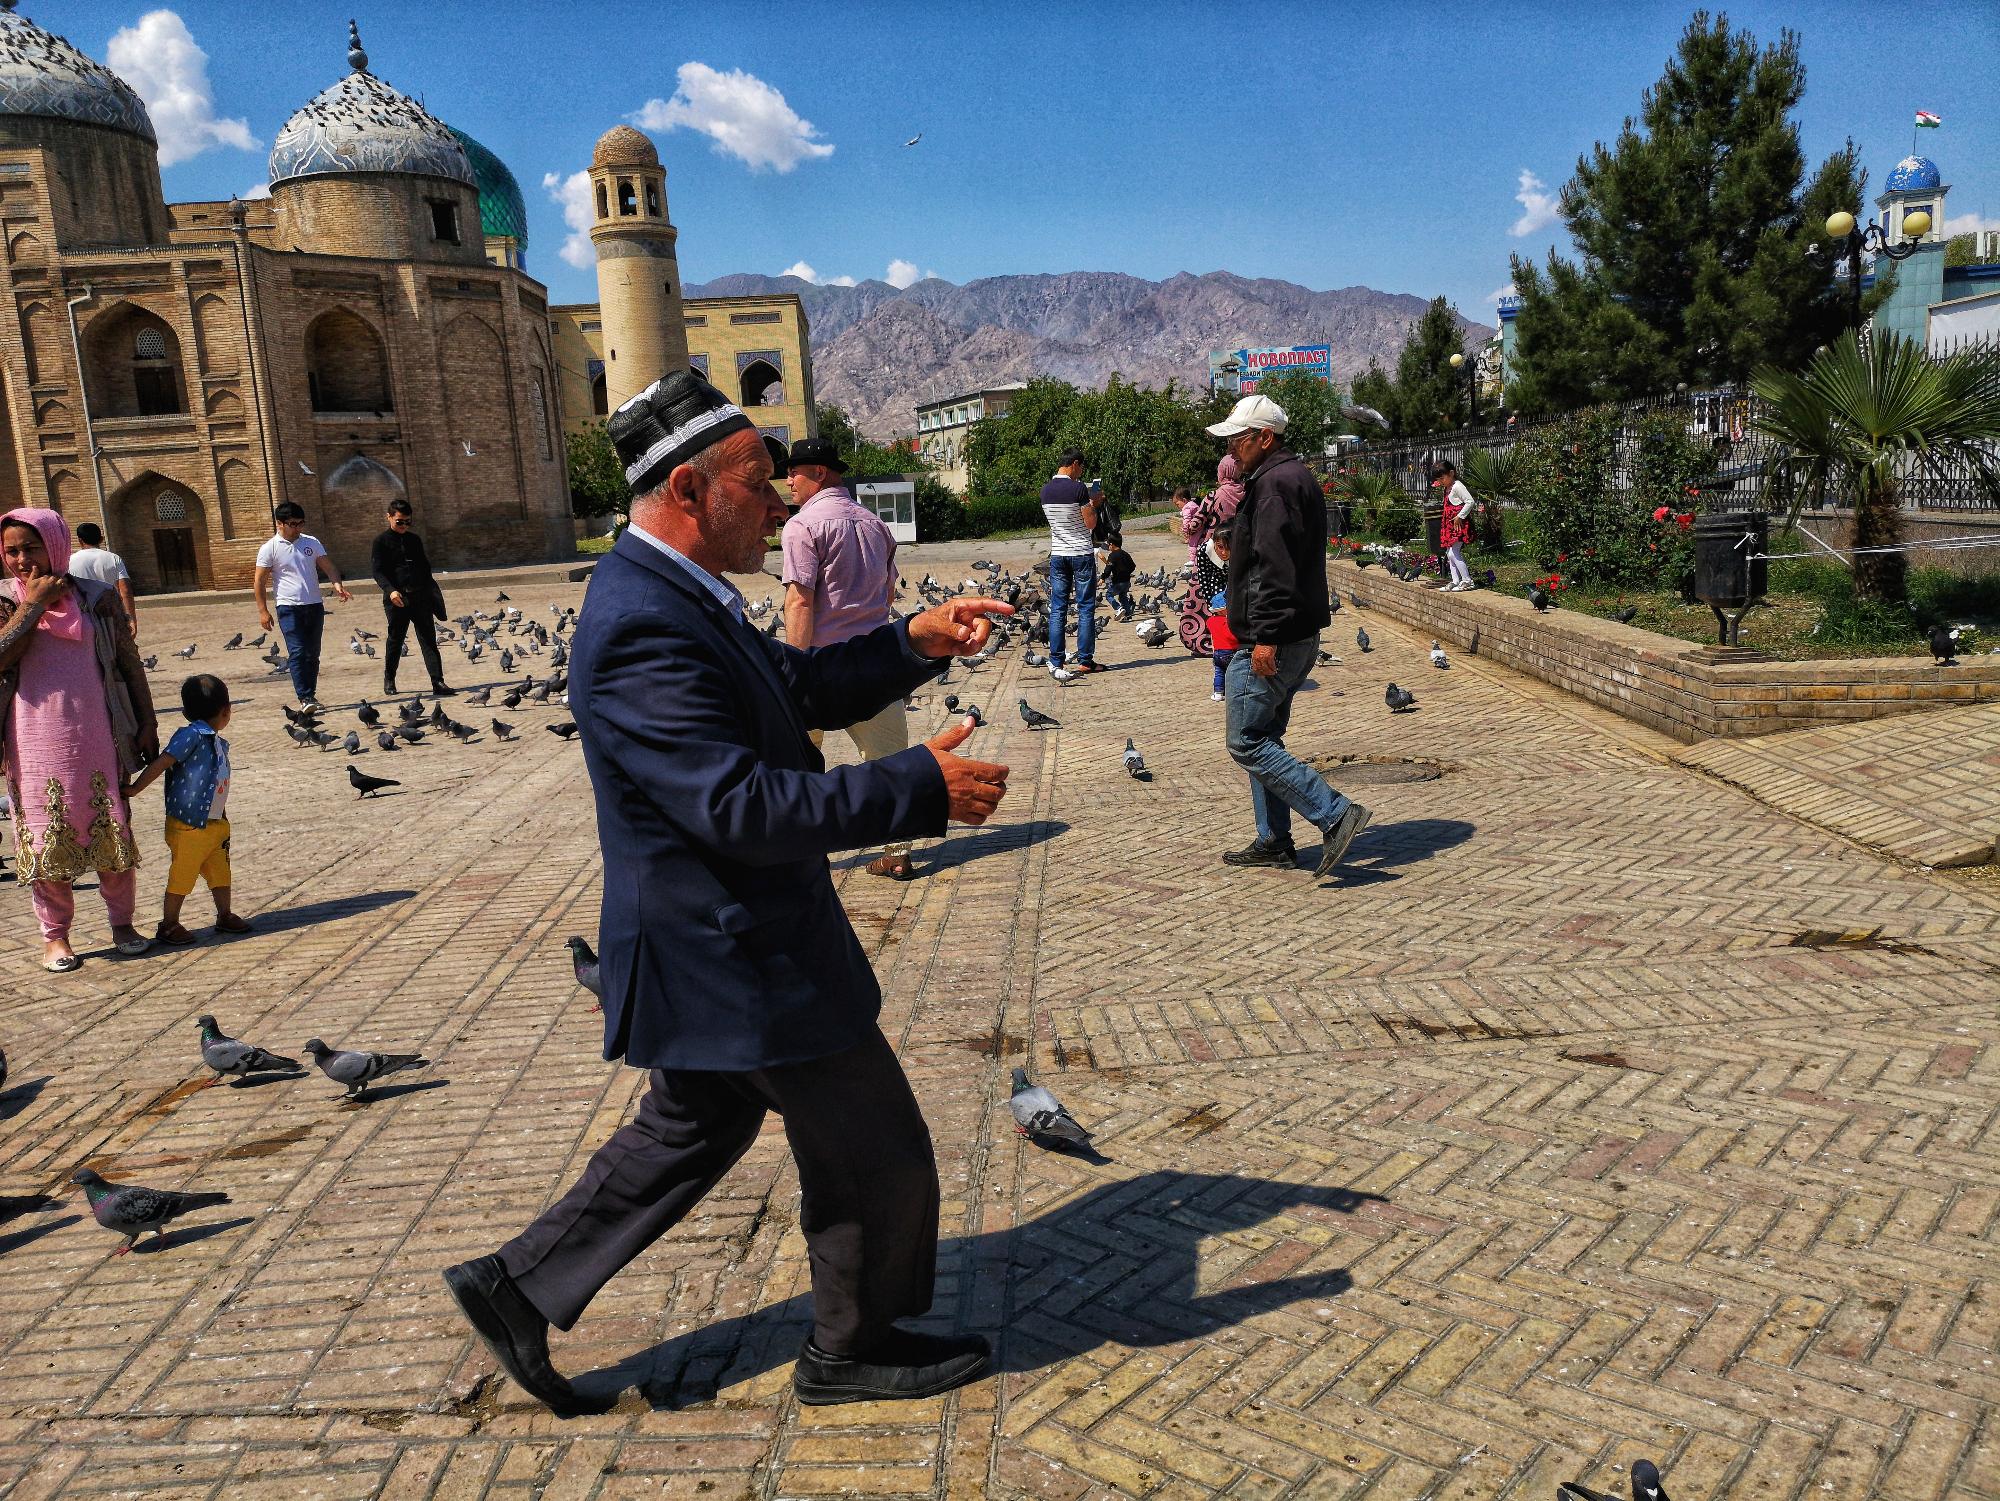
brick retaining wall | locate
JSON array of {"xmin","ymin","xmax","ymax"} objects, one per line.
[{"xmin": 1331, "ymin": 559, "xmax": 2000, "ymax": 742}]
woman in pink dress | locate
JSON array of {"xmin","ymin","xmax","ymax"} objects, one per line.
[{"xmin": 0, "ymin": 508, "xmax": 157, "ymax": 971}]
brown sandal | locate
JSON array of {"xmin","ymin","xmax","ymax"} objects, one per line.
[
  {"xmin": 155, "ymin": 922, "xmax": 198, "ymax": 946},
  {"xmin": 214, "ymin": 913, "xmax": 253, "ymax": 934},
  {"xmin": 865, "ymin": 854, "xmax": 915, "ymax": 880}
]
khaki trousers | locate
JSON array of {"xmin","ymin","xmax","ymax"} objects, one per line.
[{"xmin": 812, "ymin": 699, "xmax": 914, "ymax": 858}]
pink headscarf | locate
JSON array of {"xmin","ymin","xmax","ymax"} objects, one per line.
[
  {"xmin": 2, "ymin": 507, "xmax": 88, "ymax": 642},
  {"xmin": 1213, "ymin": 454, "xmax": 1244, "ymax": 522}
]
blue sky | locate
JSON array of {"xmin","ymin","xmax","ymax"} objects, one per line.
[{"xmin": 44, "ymin": 0, "xmax": 2000, "ymax": 318}]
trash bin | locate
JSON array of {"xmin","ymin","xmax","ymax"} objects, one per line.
[
  {"xmin": 1424, "ymin": 506, "xmax": 1443, "ymax": 558},
  {"xmin": 1693, "ymin": 510, "xmax": 1768, "ymax": 644}
]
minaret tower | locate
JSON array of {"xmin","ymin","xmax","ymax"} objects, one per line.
[{"xmin": 588, "ymin": 125, "xmax": 690, "ymax": 412}]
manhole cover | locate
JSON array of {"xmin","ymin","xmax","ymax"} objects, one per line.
[{"xmin": 1307, "ymin": 754, "xmax": 1454, "ymax": 786}]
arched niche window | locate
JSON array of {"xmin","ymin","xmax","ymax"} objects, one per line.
[
  {"xmin": 738, "ymin": 357, "xmax": 783, "ymax": 407},
  {"xmin": 617, "ymin": 179, "xmax": 637, "ymax": 216},
  {"xmin": 84, "ymin": 303, "xmax": 185, "ymax": 419},
  {"xmin": 305, "ymin": 309, "xmax": 394, "ymax": 414},
  {"xmin": 590, "ymin": 368, "xmax": 607, "ymax": 416},
  {"xmin": 595, "ymin": 181, "xmax": 608, "ymax": 219},
  {"xmin": 645, "ymin": 181, "xmax": 660, "ymax": 216},
  {"xmin": 154, "ymin": 490, "xmax": 188, "ymax": 523}
]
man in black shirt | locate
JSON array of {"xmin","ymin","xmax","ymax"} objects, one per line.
[{"xmin": 369, "ymin": 500, "xmax": 449, "ymax": 696}]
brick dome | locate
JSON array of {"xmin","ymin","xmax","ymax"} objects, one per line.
[{"xmin": 592, "ymin": 125, "xmax": 658, "ymax": 170}]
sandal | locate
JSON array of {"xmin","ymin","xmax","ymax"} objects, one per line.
[
  {"xmin": 155, "ymin": 922, "xmax": 198, "ymax": 947},
  {"xmin": 865, "ymin": 854, "xmax": 916, "ymax": 880},
  {"xmin": 115, "ymin": 935, "xmax": 153, "ymax": 956},
  {"xmin": 214, "ymin": 913, "xmax": 253, "ymax": 934},
  {"xmin": 43, "ymin": 953, "xmax": 81, "ymax": 973}
]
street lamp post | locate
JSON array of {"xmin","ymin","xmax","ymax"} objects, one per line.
[
  {"xmin": 1810, "ymin": 208, "xmax": 1932, "ymax": 328},
  {"xmin": 1449, "ymin": 351, "xmax": 1477, "ymax": 427}
]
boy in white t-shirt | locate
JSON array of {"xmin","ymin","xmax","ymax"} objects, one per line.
[
  {"xmin": 253, "ymin": 502, "xmax": 350, "ymax": 708},
  {"xmin": 67, "ymin": 521, "xmax": 138, "ymax": 641}
]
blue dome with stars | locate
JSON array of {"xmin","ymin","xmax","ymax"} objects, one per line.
[{"xmin": 1885, "ymin": 156, "xmax": 1941, "ymax": 193}]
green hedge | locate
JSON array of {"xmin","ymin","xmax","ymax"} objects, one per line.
[{"xmin": 916, "ymin": 490, "xmax": 1048, "ymax": 542}]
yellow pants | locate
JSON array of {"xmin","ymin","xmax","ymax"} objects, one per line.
[
  {"xmin": 810, "ymin": 700, "xmax": 914, "ymax": 858},
  {"xmin": 164, "ymin": 816, "xmax": 231, "ymax": 897}
]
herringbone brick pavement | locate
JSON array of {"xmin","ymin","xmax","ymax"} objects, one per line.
[{"xmin": 2, "ymin": 533, "xmax": 1997, "ymax": 1499}]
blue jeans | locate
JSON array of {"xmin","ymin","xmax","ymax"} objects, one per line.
[
  {"xmin": 276, "ymin": 602, "xmax": 325, "ymax": 702},
  {"xmin": 1047, "ymin": 554, "xmax": 1098, "ymax": 666},
  {"xmin": 1211, "ymin": 647, "xmax": 1234, "ymax": 695},
  {"xmin": 1224, "ymin": 635, "xmax": 1348, "ymax": 848}
]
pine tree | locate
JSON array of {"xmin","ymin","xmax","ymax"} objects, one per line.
[
  {"xmin": 1509, "ymin": 12, "xmax": 1871, "ymax": 414},
  {"xmin": 1392, "ymin": 296, "xmax": 1477, "ymax": 435}
]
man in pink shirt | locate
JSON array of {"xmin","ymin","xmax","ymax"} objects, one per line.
[{"xmin": 781, "ymin": 436, "xmax": 915, "ymax": 879}]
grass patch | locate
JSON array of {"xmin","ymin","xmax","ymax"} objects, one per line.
[{"xmin": 576, "ymin": 534, "xmax": 615, "ymax": 555}]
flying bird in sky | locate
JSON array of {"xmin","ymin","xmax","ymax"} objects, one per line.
[{"xmin": 904, "ymin": 132, "xmax": 922, "ymax": 147}]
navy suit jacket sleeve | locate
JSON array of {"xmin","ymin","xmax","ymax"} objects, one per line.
[{"xmin": 585, "ymin": 611, "xmax": 948, "ymax": 866}]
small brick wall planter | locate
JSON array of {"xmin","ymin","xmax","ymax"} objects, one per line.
[{"xmin": 1330, "ymin": 559, "xmax": 2000, "ymax": 743}]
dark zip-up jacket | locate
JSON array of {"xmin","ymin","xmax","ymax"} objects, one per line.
[{"xmin": 1224, "ymin": 447, "xmax": 1330, "ymax": 646}]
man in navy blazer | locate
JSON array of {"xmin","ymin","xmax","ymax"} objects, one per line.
[{"xmin": 445, "ymin": 371, "xmax": 1012, "ymax": 1416}]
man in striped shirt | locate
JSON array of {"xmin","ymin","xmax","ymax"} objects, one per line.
[{"xmin": 1040, "ymin": 449, "xmax": 1100, "ymax": 680}]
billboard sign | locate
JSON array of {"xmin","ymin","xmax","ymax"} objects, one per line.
[{"xmin": 1236, "ymin": 344, "xmax": 1332, "ymax": 393}]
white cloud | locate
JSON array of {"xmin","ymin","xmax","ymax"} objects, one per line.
[
  {"xmin": 542, "ymin": 170, "xmax": 595, "ymax": 269},
  {"xmin": 1940, "ymin": 211, "xmax": 2000, "ymax": 240},
  {"xmin": 240, "ymin": 181, "xmax": 269, "ymax": 200},
  {"xmin": 107, "ymin": 10, "xmax": 258, "ymax": 168},
  {"xmin": 633, "ymin": 63, "xmax": 833, "ymax": 173},
  {"xmin": 1487, "ymin": 283, "xmax": 1517, "ymax": 304},
  {"xmin": 886, "ymin": 259, "xmax": 936, "ymax": 289},
  {"xmin": 1510, "ymin": 169, "xmax": 1560, "ymax": 238},
  {"xmin": 781, "ymin": 261, "xmax": 856, "ymax": 287}
]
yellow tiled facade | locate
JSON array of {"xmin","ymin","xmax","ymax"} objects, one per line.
[{"xmin": 550, "ymin": 292, "xmax": 816, "ymax": 451}]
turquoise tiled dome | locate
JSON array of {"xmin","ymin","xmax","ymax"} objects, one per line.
[
  {"xmin": 1885, "ymin": 155, "xmax": 1941, "ymax": 193},
  {"xmin": 449, "ymin": 128, "xmax": 527, "ymax": 246}
]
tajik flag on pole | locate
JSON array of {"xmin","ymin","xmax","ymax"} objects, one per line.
[{"xmin": 1916, "ymin": 110, "xmax": 1942, "ymax": 128}]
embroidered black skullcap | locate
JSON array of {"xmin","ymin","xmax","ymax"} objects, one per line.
[{"xmin": 607, "ymin": 368, "xmax": 755, "ymax": 496}]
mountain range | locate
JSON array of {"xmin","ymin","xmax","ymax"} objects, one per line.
[{"xmin": 684, "ymin": 271, "xmax": 1494, "ymax": 442}]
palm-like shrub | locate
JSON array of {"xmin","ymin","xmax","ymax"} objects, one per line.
[
  {"xmin": 1752, "ymin": 331, "xmax": 2000, "ymax": 601},
  {"xmin": 1457, "ymin": 445, "xmax": 1521, "ymax": 548}
]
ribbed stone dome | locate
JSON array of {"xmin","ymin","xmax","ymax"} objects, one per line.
[
  {"xmin": 1885, "ymin": 155, "xmax": 1942, "ymax": 193},
  {"xmin": 592, "ymin": 124, "xmax": 658, "ymax": 170},
  {"xmin": 268, "ymin": 22, "xmax": 473, "ymax": 189},
  {"xmin": 0, "ymin": 1, "xmax": 155, "ymax": 144},
  {"xmin": 450, "ymin": 127, "xmax": 527, "ymax": 246}
]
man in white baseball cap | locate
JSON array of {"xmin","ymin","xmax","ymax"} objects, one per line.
[{"xmin": 1204, "ymin": 393, "xmax": 1371, "ymax": 881}]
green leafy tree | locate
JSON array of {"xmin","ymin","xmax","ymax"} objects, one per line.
[
  {"xmin": 1752, "ymin": 330, "xmax": 2000, "ymax": 602},
  {"xmin": 1390, "ymin": 296, "xmax": 1476, "ymax": 435},
  {"xmin": 1508, "ymin": 12, "xmax": 1873, "ymax": 413},
  {"xmin": 966, "ymin": 377, "xmax": 1079, "ymax": 497},
  {"xmin": 1252, "ymin": 370, "xmax": 1347, "ymax": 459},
  {"xmin": 1944, "ymin": 234, "xmax": 1980, "ymax": 269},
  {"xmin": 564, "ymin": 422, "xmax": 627, "ymax": 519}
]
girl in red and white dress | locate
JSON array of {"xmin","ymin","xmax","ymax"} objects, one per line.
[{"xmin": 1435, "ymin": 460, "xmax": 1476, "ymax": 590}]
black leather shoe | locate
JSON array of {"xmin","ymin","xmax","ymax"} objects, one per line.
[
  {"xmin": 1221, "ymin": 838, "xmax": 1298, "ymax": 869},
  {"xmin": 793, "ymin": 1328, "xmax": 992, "ymax": 1405},
  {"xmin": 1315, "ymin": 801, "xmax": 1373, "ymax": 878},
  {"xmin": 443, "ymin": 1255, "xmax": 607, "ymax": 1417}
]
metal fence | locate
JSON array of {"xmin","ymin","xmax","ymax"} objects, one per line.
[{"xmin": 1322, "ymin": 338, "xmax": 2000, "ymax": 517}]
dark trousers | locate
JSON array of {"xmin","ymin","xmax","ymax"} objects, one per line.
[
  {"xmin": 497, "ymin": 1030, "xmax": 940, "ymax": 1354},
  {"xmin": 384, "ymin": 599, "xmax": 445, "ymax": 691},
  {"xmin": 275, "ymin": 603, "xmax": 324, "ymax": 702}
]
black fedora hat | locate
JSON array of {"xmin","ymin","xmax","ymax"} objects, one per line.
[{"xmin": 787, "ymin": 436, "xmax": 848, "ymax": 474}]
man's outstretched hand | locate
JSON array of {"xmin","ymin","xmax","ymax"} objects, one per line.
[
  {"xmin": 924, "ymin": 717, "xmax": 1008, "ymax": 826},
  {"xmin": 909, "ymin": 597, "xmax": 1015, "ymax": 659}
]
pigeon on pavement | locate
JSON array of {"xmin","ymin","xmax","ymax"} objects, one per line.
[
  {"xmin": 1356, "ymin": 626, "xmax": 1371, "ymax": 653},
  {"xmin": 1123, "ymin": 738, "xmax": 1148, "ymax": 779},
  {"xmin": 174, "ymin": 643, "xmax": 196, "ymax": 659},
  {"xmin": 463, "ymin": 685, "xmax": 492, "ymax": 706},
  {"xmin": 393, "ymin": 725, "xmax": 425, "ymax": 744},
  {"xmin": 547, "ymin": 721, "xmax": 579, "ymax": 740},
  {"xmin": 1008, "ymin": 1067, "xmax": 1093, "ymax": 1149},
  {"xmin": 1631, "ymin": 1458, "xmax": 1667, "ymax": 1501},
  {"xmin": 197, "ymin": 1015, "xmax": 300, "ymax": 1080},
  {"xmin": 246, "ymin": 633, "xmax": 266, "ymax": 648},
  {"xmin": 348, "ymin": 765, "xmax": 400, "ymax": 798},
  {"xmin": 490, "ymin": 718, "xmax": 516, "ymax": 741},
  {"xmin": 1929, "ymin": 624, "xmax": 1959, "ymax": 665},
  {"xmin": 70, "ymin": 1168, "xmax": 230, "ymax": 1254},
  {"xmin": 567, "ymin": 936, "xmax": 603, "ymax": 1012},
  {"xmin": 375, "ymin": 730, "xmax": 400, "ymax": 752},
  {"xmin": 1138, "ymin": 617, "xmax": 1171, "ymax": 648},
  {"xmin": 1529, "ymin": 584, "xmax": 1550, "ymax": 611},
  {"xmin": 342, "ymin": 730, "xmax": 362, "ymax": 755},
  {"xmin": 222, "ymin": 633, "xmax": 243, "ymax": 651},
  {"xmin": 1385, "ymin": 683, "xmax": 1417, "ymax": 712},
  {"xmin": 302, "ymin": 1039, "xmax": 430, "ymax": 1100},
  {"xmin": 1018, "ymin": 699, "xmax": 1060, "ymax": 729},
  {"xmin": 1429, "ymin": 641, "xmax": 1448, "ymax": 669},
  {"xmin": 356, "ymin": 699, "xmax": 381, "ymax": 727}
]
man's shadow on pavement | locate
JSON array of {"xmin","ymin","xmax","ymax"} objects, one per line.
[
  {"xmin": 249, "ymin": 889, "xmax": 417, "ymax": 937},
  {"xmin": 572, "ymin": 1172, "xmax": 1381, "ymax": 1410},
  {"xmin": 830, "ymin": 821, "xmax": 1069, "ymax": 875},
  {"xmin": 1320, "ymin": 817, "xmax": 1474, "ymax": 886}
]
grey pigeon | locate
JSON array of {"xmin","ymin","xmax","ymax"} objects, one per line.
[
  {"xmin": 1613, "ymin": 605, "xmax": 1638, "ymax": 625},
  {"xmin": 222, "ymin": 632, "xmax": 243, "ymax": 651},
  {"xmin": 464, "ymin": 685, "xmax": 492, "ymax": 706},
  {"xmin": 547, "ymin": 721, "xmax": 579, "ymax": 740},
  {"xmin": 342, "ymin": 730, "xmax": 362, "ymax": 755},
  {"xmin": 1385, "ymin": 682, "xmax": 1417, "ymax": 712},
  {"xmin": 302, "ymin": 1038, "xmax": 430, "ymax": 1100},
  {"xmin": 141, "ymin": 655, "xmax": 158, "ymax": 670},
  {"xmin": 174, "ymin": 643, "xmax": 196, "ymax": 659},
  {"xmin": 1139, "ymin": 616, "xmax": 1170, "ymax": 648},
  {"xmin": 1528, "ymin": 584, "xmax": 1550, "ymax": 611},
  {"xmin": 1008, "ymin": 1067, "xmax": 1092, "ymax": 1149},
  {"xmin": 1122, "ymin": 738, "xmax": 1148, "ymax": 779},
  {"xmin": 1632, "ymin": 1458, "xmax": 1667, "ymax": 1501},
  {"xmin": 246, "ymin": 632, "xmax": 266, "ymax": 648},
  {"xmin": 567, "ymin": 935, "xmax": 603, "ymax": 1012},
  {"xmin": 356, "ymin": 699, "xmax": 381, "ymax": 727},
  {"xmin": 197, "ymin": 1014, "xmax": 299, "ymax": 1080},
  {"xmin": 375, "ymin": 730, "xmax": 400, "ymax": 752},
  {"xmin": 491, "ymin": 718, "xmax": 516, "ymax": 742},
  {"xmin": 1428, "ymin": 641, "xmax": 1448, "ymax": 670},
  {"xmin": 309, "ymin": 729, "xmax": 337, "ymax": 752},
  {"xmin": 943, "ymin": 694, "xmax": 959, "ymax": 713},
  {"xmin": 1356, "ymin": 626, "xmax": 1371, "ymax": 652},
  {"xmin": 284, "ymin": 724, "xmax": 311, "ymax": 748},
  {"xmin": 1018, "ymin": 699, "xmax": 1060, "ymax": 730},
  {"xmin": 70, "ymin": 1167, "xmax": 230, "ymax": 1254},
  {"xmin": 499, "ymin": 649, "xmax": 515, "ymax": 675},
  {"xmin": 394, "ymin": 725, "xmax": 424, "ymax": 744},
  {"xmin": 348, "ymin": 765, "xmax": 399, "ymax": 797}
]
